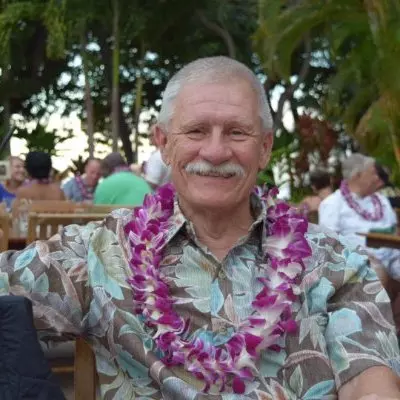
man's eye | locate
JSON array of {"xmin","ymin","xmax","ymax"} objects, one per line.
[
  {"xmin": 185, "ymin": 130, "xmax": 204, "ymax": 139},
  {"xmin": 230, "ymin": 130, "xmax": 246, "ymax": 139}
]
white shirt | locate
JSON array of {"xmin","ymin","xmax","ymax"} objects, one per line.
[
  {"xmin": 144, "ymin": 150, "xmax": 171, "ymax": 187},
  {"xmin": 319, "ymin": 189, "xmax": 400, "ymax": 277}
]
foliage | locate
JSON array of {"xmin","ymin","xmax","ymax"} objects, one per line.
[
  {"xmin": 13, "ymin": 121, "xmax": 73, "ymax": 156},
  {"xmin": 255, "ymin": 0, "xmax": 400, "ymax": 186}
]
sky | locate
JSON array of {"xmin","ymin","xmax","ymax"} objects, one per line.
[{"xmin": 10, "ymin": 112, "xmax": 154, "ymax": 173}]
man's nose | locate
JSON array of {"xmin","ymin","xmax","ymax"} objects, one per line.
[{"xmin": 198, "ymin": 130, "xmax": 232, "ymax": 165}]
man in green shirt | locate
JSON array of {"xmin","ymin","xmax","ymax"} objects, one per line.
[{"xmin": 94, "ymin": 152, "xmax": 152, "ymax": 205}]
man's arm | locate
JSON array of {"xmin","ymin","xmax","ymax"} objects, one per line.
[
  {"xmin": 320, "ymin": 237, "xmax": 400, "ymax": 398},
  {"xmin": 0, "ymin": 222, "xmax": 95, "ymax": 337},
  {"xmin": 339, "ymin": 366, "xmax": 400, "ymax": 399},
  {"xmin": 61, "ymin": 178, "xmax": 75, "ymax": 201},
  {"xmin": 318, "ymin": 195, "xmax": 340, "ymax": 232}
]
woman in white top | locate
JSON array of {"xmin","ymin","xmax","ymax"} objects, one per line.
[{"xmin": 319, "ymin": 153, "xmax": 399, "ymax": 278}]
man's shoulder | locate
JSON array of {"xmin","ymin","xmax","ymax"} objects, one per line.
[
  {"xmin": 304, "ymin": 223, "xmax": 368, "ymax": 273},
  {"xmin": 319, "ymin": 189, "xmax": 342, "ymax": 207},
  {"xmin": 62, "ymin": 176, "xmax": 77, "ymax": 189},
  {"xmin": 86, "ymin": 207, "xmax": 132, "ymax": 243}
]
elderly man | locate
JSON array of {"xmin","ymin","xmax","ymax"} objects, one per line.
[
  {"xmin": 62, "ymin": 158, "xmax": 102, "ymax": 202},
  {"xmin": 0, "ymin": 57, "xmax": 399, "ymax": 399},
  {"xmin": 319, "ymin": 154, "xmax": 400, "ymax": 278}
]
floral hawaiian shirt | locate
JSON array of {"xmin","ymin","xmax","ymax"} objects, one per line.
[{"xmin": 0, "ymin": 194, "xmax": 399, "ymax": 399}]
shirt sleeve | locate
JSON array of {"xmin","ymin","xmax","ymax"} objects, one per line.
[
  {"xmin": 0, "ymin": 222, "xmax": 97, "ymax": 339},
  {"xmin": 318, "ymin": 194, "xmax": 340, "ymax": 232},
  {"xmin": 323, "ymin": 241, "xmax": 399, "ymax": 389},
  {"xmin": 62, "ymin": 178, "xmax": 75, "ymax": 201}
]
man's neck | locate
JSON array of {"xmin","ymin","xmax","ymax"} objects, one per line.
[{"xmin": 178, "ymin": 199, "xmax": 254, "ymax": 260}]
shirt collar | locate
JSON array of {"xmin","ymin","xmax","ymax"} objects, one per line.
[{"xmin": 162, "ymin": 191, "xmax": 267, "ymax": 251}]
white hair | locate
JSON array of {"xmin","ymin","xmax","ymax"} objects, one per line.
[
  {"xmin": 342, "ymin": 154, "xmax": 375, "ymax": 180},
  {"xmin": 158, "ymin": 56, "xmax": 273, "ymax": 132}
]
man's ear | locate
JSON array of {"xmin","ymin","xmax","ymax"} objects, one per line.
[
  {"xmin": 258, "ymin": 131, "xmax": 274, "ymax": 171},
  {"xmin": 154, "ymin": 125, "xmax": 170, "ymax": 165}
]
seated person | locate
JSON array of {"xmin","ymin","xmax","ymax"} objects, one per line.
[
  {"xmin": 299, "ymin": 169, "xmax": 332, "ymax": 215},
  {"xmin": 94, "ymin": 152, "xmax": 151, "ymax": 205},
  {"xmin": 62, "ymin": 158, "xmax": 102, "ymax": 202},
  {"xmin": 144, "ymin": 125, "xmax": 171, "ymax": 190},
  {"xmin": 319, "ymin": 153, "xmax": 400, "ymax": 278},
  {"xmin": 0, "ymin": 58, "xmax": 399, "ymax": 399},
  {"xmin": 14, "ymin": 151, "xmax": 65, "ymax": 201},
  {"xmin": 376, "ymin": 163, "xmax": 400, "ymax": 209},
  {"xmin": 0, "ymin": 156, "xmax": 25, "ymax": 211}
]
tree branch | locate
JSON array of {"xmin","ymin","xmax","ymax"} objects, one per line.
[
  {"xmin": 275, "ymin": 36, "xmax": 312, "ymax": 130},
  {"xmin": 196, "ymin": 9, "xmax": 236, "ymax": 59}
]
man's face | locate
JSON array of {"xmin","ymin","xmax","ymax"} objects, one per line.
[
  {"xmin": 155, "ymin": 80, "xmax": 273, "ymax": 211},
  {"xmin": 85, "ymin": 160, "xmax": 102, "ymax": 187},
  {"xmin": 10, "ymin": 158, "xmax": 25, "ymax": 183}
]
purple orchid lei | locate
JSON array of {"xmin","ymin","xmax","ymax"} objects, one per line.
[
  {"xmin": 340, "ymin": 180, "xmax": 384, "ymax": 221},
  {"xmin": 75, "ymin": 175, "xmax": 94, "ymax": 201},
  {"xmin": 124, "ymin": 184, "xmax": 312, "ymax": 394}
]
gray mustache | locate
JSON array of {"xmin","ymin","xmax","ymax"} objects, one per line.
[{"xmin": 185, "ymin": 161, "xmax": 245, "ymax": 177}]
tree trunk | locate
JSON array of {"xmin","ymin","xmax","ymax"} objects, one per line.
[
  {"xmin": 133, "ymin": 42, "xmax": 145, "ymax": 164},
  {"xmin": 2, "ymin": 64, "xmax": 11, "ymax": 158},
  {"xmin": 111, "ymin": 0, "xmax": 120, "ymax": 152},
  {"xmin": 119, "ymin": 103, "xmax": 134, "ymax": 163},
  {"xmin": 81, "ymin": 28, "xmax": 95, "ymax": 158},
  {"xmin": 197, "ymin": 10, "xmax": 236, "ymax": 59}
]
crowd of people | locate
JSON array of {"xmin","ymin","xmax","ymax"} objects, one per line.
[
  {"xmin": 0, "ymin": 144, "xmax": 171, "ymax": 212},
  {"xmin": 0, "ymin": 56, "xmax": 399, "ymax": 399}
]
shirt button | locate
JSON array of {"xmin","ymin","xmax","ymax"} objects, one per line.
[
  {"xmin": 219, "ymin": 326, "xmax": 227, "ymax": 334},
  {"xmin": 219, "ymin": 270, "xmax": 226, "ymax": 278}
]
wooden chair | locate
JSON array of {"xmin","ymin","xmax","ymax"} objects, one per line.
[
  {"xmin": 28, "ymin": 200, "xmax": 86, "ymax": 214},
  {"xmin": 0, "ymin": 212, "xmax": 10, "ymax": 252},
  {"xmin": 74, "ymin": 337, "xmax": 97, "ymax": 400},
  {"xmin": 27, "ymin": 212, "xmax": 107, "ymax": 243},
  {"xmin": 27, "ymin": 212, "xmax": 101, "ymax": 400},
  {"xmin": 85, "ymin": 204, "xmax": 135, "ymax": 214}
]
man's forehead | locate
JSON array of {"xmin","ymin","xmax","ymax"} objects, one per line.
[
  {"xmin": 176, "ymin": 80, "xmax": 257, "ymax": 104},
  {"xmin": 172, "ymin": 82, "xmax": 258, "ymax": 123},
  {"xmin": 87, "ymin": 160, "xmax": 101, "ymax": 169}
]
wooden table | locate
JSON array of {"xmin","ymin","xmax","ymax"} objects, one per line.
[
  {"xmin": 358, "ymin": 232, "xmax": 400, "ymax": 250},
  {"xmin": 7, "ymin": 212, "xmax": 108, "ymax": 250}
]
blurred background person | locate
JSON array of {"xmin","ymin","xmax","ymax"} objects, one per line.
[
  {"xmin": 376, "ymin": 163, "xmax": 400, "ymax": 209},
  {"xmin": 15, "ymin": 151, "xmax": 65, "ymax": 201},
  {"xmin": 94, "ymin": 152, "xmax": 151, "ymax": 205},
  {"xmin": 0, "ymin": 156, "xmax": 25, "ymax": 211},
  {"xmin": 299, "ymin": 169, "xmax": 333, "ymax": 214},
  {"xmin": 144, "ymin": 125, "xmax": 171, "ymax": 189},
  {"xmin": 62, "ymin": 158, "xmax": 102, "ymax": 202},
  {"xmin": 319, "ymin": 153, "xmax": 399, "ymax": 278}
]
